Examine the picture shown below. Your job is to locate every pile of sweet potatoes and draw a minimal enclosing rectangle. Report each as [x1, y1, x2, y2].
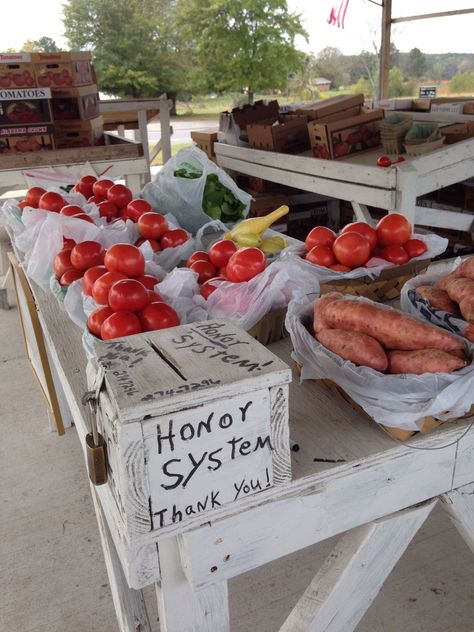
[415, 257, 474, 342]
[314, 293, 468, 375]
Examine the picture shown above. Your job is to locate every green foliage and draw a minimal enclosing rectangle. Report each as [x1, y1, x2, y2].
[21, 37, 61, 52]
[176, 0, 307, 103]
[351, 77, 372, 99]
[62, 0, 186, 98]
[405, 47, 427, 78]
[313, 47, 345, 89]
[388, 66, 404, 97]
[450, 72, 474, 93]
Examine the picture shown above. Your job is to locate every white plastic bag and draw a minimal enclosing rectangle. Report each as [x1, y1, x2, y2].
[1, 199, 25, 236]
[286, 295, 474, 431]
[400, 258, 473, 340]
[280, 231, 448, 283]
[141, 147, 251, 234]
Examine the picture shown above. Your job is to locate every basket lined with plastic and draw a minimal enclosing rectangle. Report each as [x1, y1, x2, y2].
[286, 294, 474, 438]
[404, 122, 444, 156]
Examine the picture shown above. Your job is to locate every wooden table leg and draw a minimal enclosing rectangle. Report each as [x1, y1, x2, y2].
[156, 537, 230, 632]
[279, 499, 436, 632]
[90, 487, 152, 632]
[440, 483, 474, 555]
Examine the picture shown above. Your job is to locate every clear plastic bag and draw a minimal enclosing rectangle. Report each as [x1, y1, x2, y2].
[286, 295, 474, 431]
[141, 147, 251, 234]
[280, 231, 448, 283]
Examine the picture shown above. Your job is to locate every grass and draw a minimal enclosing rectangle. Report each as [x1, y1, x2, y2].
[150, 141, 193, 166]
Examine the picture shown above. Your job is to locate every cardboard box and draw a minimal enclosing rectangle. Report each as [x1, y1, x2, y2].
[0, 123, 54, 153]
[376, 98, 413, 111]
[431, 102, 466, 115]
[286, 203, 332, 241]
[51, 84, 99, 121]
[54, 116, 103, 148]
[247, 115, 310, 153]
[0, 53, 36, 88]
[190, 128, 218, 162]
[32, 51, 93, 88]
[219, 100, 279, 146]
[0, 87, 52, 126]
[463, 102, 474, 114]
[440, 121, 474, 144]
[308, 109, 384, 160]
[294, 94, 364, 121]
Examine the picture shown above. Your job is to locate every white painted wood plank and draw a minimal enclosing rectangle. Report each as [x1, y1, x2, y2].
[414, 205, 474, 231]
[90, 486, 152, 632]
[217, 154, 396, 211]
[156, 537, 229, 632]
[351, 202, 374, 225]
[440, 483, 474, 555]
[279, 500, 435, 632]
[177, 430, 461, 588]
[159, 94, 172, 165]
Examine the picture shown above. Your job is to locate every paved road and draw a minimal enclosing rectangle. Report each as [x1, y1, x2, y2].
[124, 118, 218, 144]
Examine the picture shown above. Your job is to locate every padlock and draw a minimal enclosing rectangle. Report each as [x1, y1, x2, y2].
[82, 366, 108, 486]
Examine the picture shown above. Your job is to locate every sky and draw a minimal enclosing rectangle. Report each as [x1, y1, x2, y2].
[1, 0, 474, 55]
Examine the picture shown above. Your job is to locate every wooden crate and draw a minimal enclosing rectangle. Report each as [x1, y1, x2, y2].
[87, 319, 291, 586]
[320, 258, 430, 301]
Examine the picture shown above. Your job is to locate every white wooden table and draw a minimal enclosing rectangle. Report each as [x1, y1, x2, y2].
[214, 123, 474, 234]
[13, 271, 474, 632]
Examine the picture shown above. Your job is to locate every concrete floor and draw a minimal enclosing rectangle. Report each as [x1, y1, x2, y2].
[1, 304, 474, 632]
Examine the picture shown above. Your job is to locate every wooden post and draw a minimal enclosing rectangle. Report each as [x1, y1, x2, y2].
[379, 0, 392, 100]
[137, 109, 151, 183]
[159, 93, 172, 165]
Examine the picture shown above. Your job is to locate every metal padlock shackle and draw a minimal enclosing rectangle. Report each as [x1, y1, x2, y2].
[82, 366, 108, 486]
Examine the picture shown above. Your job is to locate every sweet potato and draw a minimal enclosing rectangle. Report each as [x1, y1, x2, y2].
[446, 277, 474, 305]
[436, 271, 459, 291]
[457, 257, 474, 280]
[416, 285, 458, 314]
[460, 295, 474, 322]
[465, 323, 474, 343]
[387, 349, 467, 375]
[316, 328, 388, 372]
[313, 292, 344, 333]
[322, 298, 463, 353]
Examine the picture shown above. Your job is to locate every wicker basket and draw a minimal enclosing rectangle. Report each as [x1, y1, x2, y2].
[320, 259, 430, 302]
[404, 136, 445, 156]
[247, 308, 287, 345]
[379, 114, 412, 154]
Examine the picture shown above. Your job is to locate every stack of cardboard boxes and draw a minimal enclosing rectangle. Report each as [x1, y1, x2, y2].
[0, 51, 104, 154]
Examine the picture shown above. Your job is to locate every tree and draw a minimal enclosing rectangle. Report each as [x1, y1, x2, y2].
[20, 37, 61, 52]
[313, 47, 344, 89]
[405, 47, 427, 78]
[62, 0, 186, 100]
[388, 66, 404, 97]
[176, 0, 307, 104]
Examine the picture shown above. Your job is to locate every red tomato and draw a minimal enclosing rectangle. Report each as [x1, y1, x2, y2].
[186, 251, 210, 267]
[53, 248, 74, 278]
[92, 179, 114, 198]
[330, 263, 351, 272]
[138, 303, 180, 332]
[118, 208, 129, 220]
[341, 222, 377, 252]
[200, 277, 224, 299]
[101, 311, 142, 340]
[403, 238, 427, 259]
[134, 274, 160, 290]
[97, 201, 119, 222]
[394, 156, 406, 163]
[376, 213, 412, 247]
[160, 229, 189, 249]
[74, 213, 95, 224]
[135, 238, 161, 251]
[88, 195, 105, 205]
[190, 260, 217, 284]
[333, 232, 371, 268]
[60, 204, 83, 217]
[108, 279, 149, 312]
[218, 266, 228, 279]
[380, 244, 409, 265]
[92, 271, 128, 305]
[87, 306, 114, 338]
[376, 155, 392, 167]
[305, 245, 336, 267]
[104, 243, 145, 277]
[74, 175, 97, 199]
[17, 201, 28, 209]
[226, 247, 266, 283]
[305, 226, 336, 250]
[208, 240, 238, 268]
[82, 265, 107, 296]
[107, 184, 132, 208]
[24, 186, 45, 208]
[59, 268, 83, 286]
[137, 211, 168, 238]
[127, 199, 152, 222]
[147, 289, 163, 303]
[63, 238, 76, 249]
[70, 241, 105, 271]
[38, 191, 66, 213]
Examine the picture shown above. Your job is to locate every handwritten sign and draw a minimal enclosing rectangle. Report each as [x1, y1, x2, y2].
[145, 389, 273, 528]
[419, 86, 436, 99]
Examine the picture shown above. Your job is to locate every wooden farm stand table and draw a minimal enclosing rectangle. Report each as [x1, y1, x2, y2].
[214, 118, 474, 235]
[8, 252, 474, 632]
